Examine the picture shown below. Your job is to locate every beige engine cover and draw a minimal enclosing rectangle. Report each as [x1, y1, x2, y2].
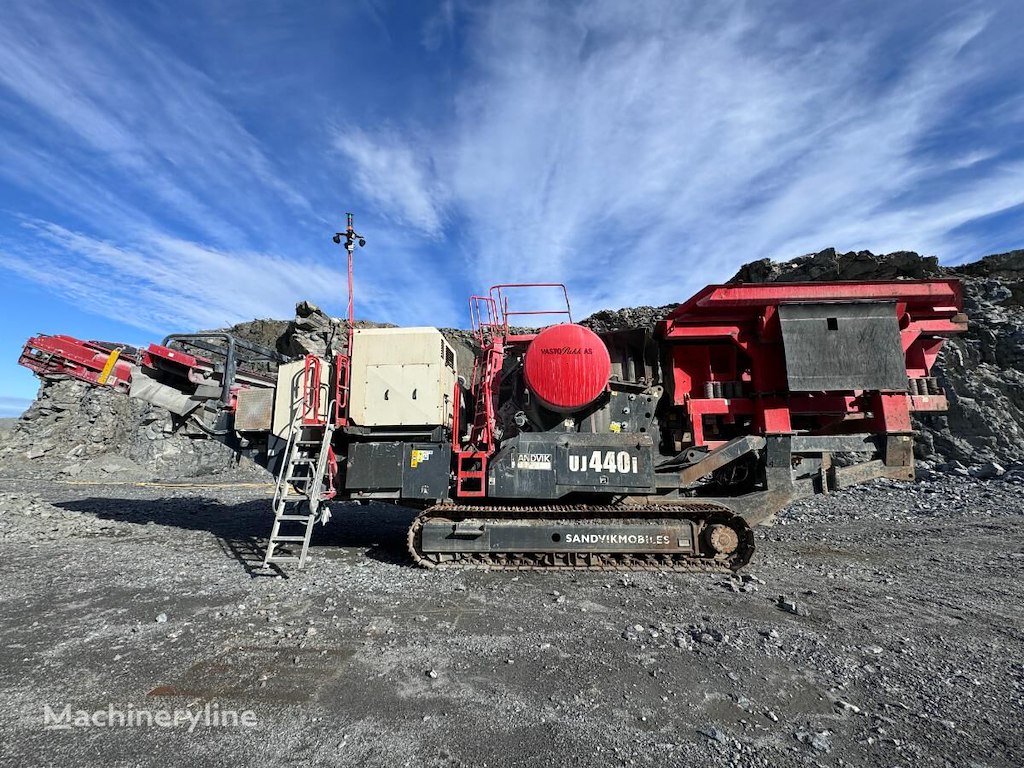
[349, 327, 457, 427]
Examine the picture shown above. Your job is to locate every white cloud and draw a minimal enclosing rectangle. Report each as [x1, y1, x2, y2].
[334, 128, 447, 238]
[0, 217, 465, 336]
[0, 2, 312, 249]
[424, 1, 1023, 315]
[0, 220, 347, 333]
[421, 0, 456, 51]
[1, 0, 1021, 340]
[333, 1, 1023, 317]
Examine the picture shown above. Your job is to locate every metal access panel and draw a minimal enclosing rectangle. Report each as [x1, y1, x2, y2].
[349, 328, 457, 427]
[778, 302, 907, 392]
[402, 442, 451, 499]
[345, 442, 403, 490]
[345, 441, 451, 500]
[234, 387, 275, 431]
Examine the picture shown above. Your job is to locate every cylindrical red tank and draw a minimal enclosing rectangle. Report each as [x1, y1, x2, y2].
[523, 324, 611, 412]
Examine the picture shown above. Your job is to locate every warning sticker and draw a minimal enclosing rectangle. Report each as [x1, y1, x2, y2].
[410, 449, 433, 468]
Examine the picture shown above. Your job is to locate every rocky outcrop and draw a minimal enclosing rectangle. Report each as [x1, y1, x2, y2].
[731, 248, 945, 283]
[580, 305, 678, 334]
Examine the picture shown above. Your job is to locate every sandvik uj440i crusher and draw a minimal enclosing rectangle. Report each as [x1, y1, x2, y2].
[19, 217, 967, 572]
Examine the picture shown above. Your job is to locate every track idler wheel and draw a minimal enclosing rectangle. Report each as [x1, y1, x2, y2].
[705, 523, 740, 555]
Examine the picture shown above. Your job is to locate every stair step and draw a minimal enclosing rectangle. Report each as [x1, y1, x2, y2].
[266, 414, 336, 570]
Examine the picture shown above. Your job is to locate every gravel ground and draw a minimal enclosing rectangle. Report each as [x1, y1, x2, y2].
[0, 472, 1021, 767]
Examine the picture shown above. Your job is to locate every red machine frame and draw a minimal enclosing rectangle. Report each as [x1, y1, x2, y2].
[19, 336, 136, 394]
[658, 280, 966, 448]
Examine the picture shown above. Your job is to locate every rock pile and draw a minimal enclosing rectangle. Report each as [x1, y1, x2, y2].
[581, 305, 677, 334]
[278, 301, 396, 358]
[0, 379, 256, 480]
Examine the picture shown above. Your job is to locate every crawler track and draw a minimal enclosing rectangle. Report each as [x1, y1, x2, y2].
[407, 502, 754, 572]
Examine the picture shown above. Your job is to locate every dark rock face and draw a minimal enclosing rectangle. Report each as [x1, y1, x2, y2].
[221, 317, 291, 353]
[729, 248, 1024, 467]
[277, 301, 398, 359]
[731, 247, 945, 283]
[580, 305, 678, 334]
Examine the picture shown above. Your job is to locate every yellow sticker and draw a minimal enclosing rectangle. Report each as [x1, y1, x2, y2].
[410, 449, 432, 468]
[97, 348, 122, 385]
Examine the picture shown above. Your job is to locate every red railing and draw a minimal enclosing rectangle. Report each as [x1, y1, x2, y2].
[301, 355, 323, 425]
[333, 352, 350, 427]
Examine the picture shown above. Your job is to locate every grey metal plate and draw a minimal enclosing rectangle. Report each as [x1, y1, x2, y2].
[402, 442, 451, 499]
[234, 388, 274, 431]
[128, 366, 202, 416]
[345, 442, 403, 489]
[778, 302, 907, 392]
[420, 520, 695, 553]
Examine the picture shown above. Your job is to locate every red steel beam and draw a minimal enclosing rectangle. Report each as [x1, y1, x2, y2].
[19, 335, 136, 393]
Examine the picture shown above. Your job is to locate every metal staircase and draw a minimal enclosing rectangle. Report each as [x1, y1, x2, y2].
[261, 352, 342, 569]
[262, 411, 336, 568]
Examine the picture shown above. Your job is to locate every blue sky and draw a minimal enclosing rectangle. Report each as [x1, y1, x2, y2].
[2, 0, 1022, 417]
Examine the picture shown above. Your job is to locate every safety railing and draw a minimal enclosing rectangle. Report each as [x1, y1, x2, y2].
[301, 355, 324, 425]
[469, 283, 573, 342]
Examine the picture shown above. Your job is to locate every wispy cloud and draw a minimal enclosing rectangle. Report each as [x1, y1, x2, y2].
[0, 1, 340, 335]
[0, 220, 348, 333]
[418, 1, 1022, 314]
[334, 128, 447, 238]
[0, 0, 1021, 344]
[0, 217, 465, 333]
[0, 3, 313, 248]
[421, 0, 456, 52]
[0, 1, 467, 335]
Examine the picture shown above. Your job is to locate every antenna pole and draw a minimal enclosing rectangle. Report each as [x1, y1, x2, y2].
[333, 213, 365, 357]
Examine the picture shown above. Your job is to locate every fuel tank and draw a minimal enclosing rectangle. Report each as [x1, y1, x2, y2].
[522, 323, 611, 412]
